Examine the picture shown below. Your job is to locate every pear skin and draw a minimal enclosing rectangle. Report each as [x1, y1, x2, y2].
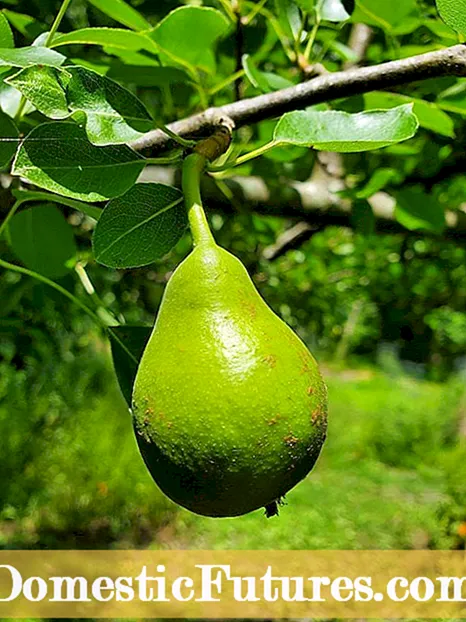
[132, 242, 327, 517]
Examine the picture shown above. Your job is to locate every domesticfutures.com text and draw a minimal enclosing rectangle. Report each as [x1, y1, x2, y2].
[0, 564, 465, 604]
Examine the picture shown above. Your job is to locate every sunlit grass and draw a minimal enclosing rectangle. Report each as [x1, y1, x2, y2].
[0, 362, 463, 551]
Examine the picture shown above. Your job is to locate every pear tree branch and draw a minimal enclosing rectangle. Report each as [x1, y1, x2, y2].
[131, 44, 466, 155]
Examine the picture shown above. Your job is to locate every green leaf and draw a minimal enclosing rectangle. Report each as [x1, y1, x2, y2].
[274, 105, 419, 152]
[437, 81, 466, 117]
[259, 119, 307, 162]
[101, 47, 158, 66]
[3, 10, 43, 39]
[68, 58, 110, 75]
[391, 17, 422, 36]
[8, 203, 77, 277]
[93, 183, 186, 268]
[66, 65, 153, 144]
[107, 63, 189, 88]
[0, 109, 19, 168]
[351, 200, 375, 235]
[242, 54, 295, 93]
[12, 189, 102, 220]
[12, 122, 145, 202]
[275, 0, 303, 41]
[0, 81, 26, 117]
[328, 39, 359, 63]
[355, 168, 399, 199]
[363, 91, 455, 138]
[0, 45, 65, 68]
[7, 64, 154, 144]
[150, 6, 230, 73]
[436, 0, 466, 35]
[50, 28, 156, 53]
[293, 0, 314, 11]
[242, 54, 272, 93]
[0, 12, 14, 48]
[351, 0, 418, 29]
[424, 18, 458, 42]
[108, 325, 151, 406]
[395, 188, 445, 234]
[318, 0, 353, 22]
[6, 65, 70, 119]
[87, 0, 151, 31]
[262, 72, 295, 90]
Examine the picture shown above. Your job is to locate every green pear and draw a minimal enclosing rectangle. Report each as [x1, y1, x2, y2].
[132, 152, 327, 518]
[132, 241, 327, 518]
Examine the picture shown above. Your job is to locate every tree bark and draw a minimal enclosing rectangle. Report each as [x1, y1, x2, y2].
[131, 45, 466, 155]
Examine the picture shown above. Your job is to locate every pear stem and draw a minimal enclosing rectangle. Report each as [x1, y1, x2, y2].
[182, 152, 216, 247]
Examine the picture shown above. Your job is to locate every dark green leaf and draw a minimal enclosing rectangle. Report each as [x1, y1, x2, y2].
[0, 109, 19, 167]
[395, 188, 445, 234]
[436, 0, 466, 35]
[100, 46, 158, 66]
[12, 122, 145, 202]
[109, 325, 151, 406]
[8, 203, 77, 277]
[93, 182, 186, 268]
[274, 105, 419, 152]
[51, 28, 156, 52]
[150, 6, 230, 73]
[87, 0, 151, 31]
[12, 189, 102, 220]
[0, 12, 14, 48]
[107, 63, 188, 88]
[437, 81, 466, 118]
[342, 0, 356, 15]
[3, 9, 43, 39]
[351, 200, 375, 235]
[0, 45, 65, 68]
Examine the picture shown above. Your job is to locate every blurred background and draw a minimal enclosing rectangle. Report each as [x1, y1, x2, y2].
[0, 0, 465, 570]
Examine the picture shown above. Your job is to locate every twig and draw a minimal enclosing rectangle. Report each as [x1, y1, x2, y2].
[233, 1, 244, 100]
[45, 0, 73, 46]
[131, 45, 466, 155]
[262, 222, 321, 260]
[344, 23, 373, 69]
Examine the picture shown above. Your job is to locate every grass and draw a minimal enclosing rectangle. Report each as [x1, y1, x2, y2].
[0, 371, 176, 549]
[0, 361, 464, 551]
